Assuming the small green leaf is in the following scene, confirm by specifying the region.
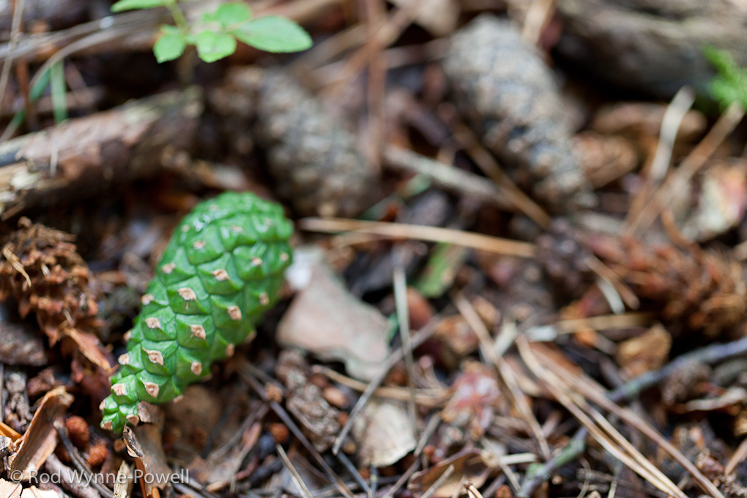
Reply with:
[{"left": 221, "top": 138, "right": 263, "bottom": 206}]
[
  {"left": 195, "top": 30, "right": 237, "bottom": 62},
  {"left": 231, "top": 16, "right": 312, "bottom": 53},
  {"left": 154, "top": 30, "right": 187, "bottom": 62},
  {"left": 111, "top": 0, "right": 171, "bottom": 12},
  {"left": 212, "top": 2, "right": 252, "bottom": 27}
]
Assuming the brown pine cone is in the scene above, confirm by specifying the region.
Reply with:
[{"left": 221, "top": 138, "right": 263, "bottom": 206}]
[
  {"left": 209, "top": 68, "right": 377, "bottom": 218},
  {"left": 587, "top": 234, "right": 747, "bottom": 336},
  {"left": 275, "top": 350, "right": 341, "bottom": 453},
  {"left": 443, "top": 14, "right": 595, "bottom": 212},
  {"left": 0, "top": 218, "right": 110, "bottom": 371}
]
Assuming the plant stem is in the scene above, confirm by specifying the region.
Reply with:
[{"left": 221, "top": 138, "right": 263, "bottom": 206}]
[
  {"left": 165, "top": 1, "right": 194, "bottom": 86},
  {"left": 166, "top": 2, "right": 189, "bottom": 34}
]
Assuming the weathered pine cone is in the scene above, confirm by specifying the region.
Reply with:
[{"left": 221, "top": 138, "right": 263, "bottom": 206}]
[
  {"left": 443, "top": 14, "right": 595, "bottom": 212},
  {"left": 0, "top": 217, "right": 101, "bottom": 345},
  {"left": 275, "top": 350, "right": 341, "bottom": 453},
  {"left": 587, "top": 235, "right": 747, "bottom": 336},
  {"left": 209, "top": 68, "right": 376, "bottom": 218}
]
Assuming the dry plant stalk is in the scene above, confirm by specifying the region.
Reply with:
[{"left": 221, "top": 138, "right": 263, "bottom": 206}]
[{"left": 0, "top": 217, "right": 111, "bottom": 372}]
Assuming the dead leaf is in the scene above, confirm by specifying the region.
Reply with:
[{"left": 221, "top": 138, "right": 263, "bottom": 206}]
[
  {"left": 682, "top": 161, "right": 747, "bottom": 241},
  {"left": 409, "top": 449, "right": 491, "bottom": 498},
  {"left": 9, "top": 387, "right": 73, "bottom": 481},
  {"left": 206, "top": 422, "right": 261, "bottom": 490},
  {"left": 20, "top": 487, "right": 60, "bottom": 498},
  {"left": 442, "top": 362, "right": 502, "bottom": 440},
  {"left": 113, "top": 461, "right": 134, "bottom": 498},
  {"left": 352, "top": 399, "right": 416, "bottom": 468},
  {"left": 163, "top": 385, "right": 222, "bottom": 454},
  {"left": 0, "top": 316, "right": 47, "bottom": 366},
  {"left": 125, "top": 423, "right": 173, "bottom": 497},
  {"left": 64, "top": 328, "right": 114, "bottom": 375},
  {"left": 616, "top": 324, "right": 671, "bottom": 378},
  {"left": 0, "top": 479, "right": 22, "bottom": 498},
  {"left": 277, "top": 261, "right": 390, "bottom": 381},
  {"left": 390, "top": 0, "right": 460, "bottom": 36}
]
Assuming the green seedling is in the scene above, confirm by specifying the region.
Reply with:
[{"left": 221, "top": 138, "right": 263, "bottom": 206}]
[
  {"left": 111, "top": 0, "right": 312, "bottom": 63},
  {"left": 704, "top": 46, "right": 747, "bottom": 110}
]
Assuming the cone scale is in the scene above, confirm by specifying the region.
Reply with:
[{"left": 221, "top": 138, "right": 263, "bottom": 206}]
[{"left": 101, "top": 192, "right": 293, "bottom": 432}]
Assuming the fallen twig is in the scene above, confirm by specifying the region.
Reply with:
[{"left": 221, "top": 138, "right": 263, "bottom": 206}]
[{"left": 0, "top": 87, "right": 202, "bottom": 216}]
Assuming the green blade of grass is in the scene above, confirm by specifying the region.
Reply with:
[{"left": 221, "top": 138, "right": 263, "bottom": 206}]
[{"left": 50, "top": 61, "right": 68, "bottom": 123}]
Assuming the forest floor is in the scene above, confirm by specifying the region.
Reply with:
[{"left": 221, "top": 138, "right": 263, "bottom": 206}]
[{"left": 1, "top": 2, "right": 747, "bottom": 498}]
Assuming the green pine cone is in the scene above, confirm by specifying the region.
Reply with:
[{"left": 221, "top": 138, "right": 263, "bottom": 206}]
[{"left": 101, "top": 192, "right": 293, "bottom": 432}]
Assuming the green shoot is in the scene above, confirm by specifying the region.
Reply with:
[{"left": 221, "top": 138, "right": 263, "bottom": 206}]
[
  {"left": 704, "top": 46, "right": 747, "bottom": 110},
  {"left": 50, "top": 61, "right": 68, "bottom": 123},
  {"left": 111, "top": 0, "right": 312, "bottom": 64}
]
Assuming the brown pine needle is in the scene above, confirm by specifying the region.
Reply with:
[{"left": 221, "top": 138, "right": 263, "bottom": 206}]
[
  {"left": 453, "top": 292, "right": 551, "bottom": 460},
  {"left": 447, "top": 117, "right": 551, "bottom": 228},
  {"left": 526, "top": 342, "right": 727, "bottom": 498},
  {"left": 517, "top": 339, "right": 687, "bottom": 498},
  {"left": 725, "top": 437, "right": 747, "bottom": 476},
  {"left": 421, "top": 464, "right": 456, "bottom": 498},
  {"left": 393, "top": 252, "right": 417, "bottom": 432},
  {"left": 299, "top": 217, "right": 537, "bottom": 258},
  {"left": 276, "top": 444, "right": 315, "bottom": 498},
  {"left": 550, "top": 312, "right": 652, "bottom": 336},
  {"left": 625, "top": 86, "right": 696, "bottom": 225},
  {"left": 628, "top": 102, "right": 745, "bottom": 234},
  {"left": 313, "top": 366, "right": 445, "bottom": 406}
]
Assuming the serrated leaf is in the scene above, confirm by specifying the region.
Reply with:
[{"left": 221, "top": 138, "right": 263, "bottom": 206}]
[
  {"left": 195, "top": 30, "right": 237, "bottom": 63},
  {"left": 154, "top": 31, "right": 186, "bottom": 62},
  {"left": 213, "top": 2, "right": 252, "bottom": 27},
  {"left": 231, "top": 16, "right": 312, "bottom": 53},
  {"left": 111, "top": 0, "right": 170, "bottom": 12}
]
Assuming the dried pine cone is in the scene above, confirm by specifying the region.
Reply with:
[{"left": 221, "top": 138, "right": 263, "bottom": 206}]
[
  {"left": 588, "top": 235, "right": 747, "bottom": 336},
  {"left": 209, "top": 68, "right": 376, "bottom": 218},
  {"left": 275, "top": 350, "right": 341, "bottom": 453},
  {"left": 444, "top": 14, "right": 595, "bottom": 212},
  {"left": 0, "top": 218, "right": 102, "bottom": 345}
]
